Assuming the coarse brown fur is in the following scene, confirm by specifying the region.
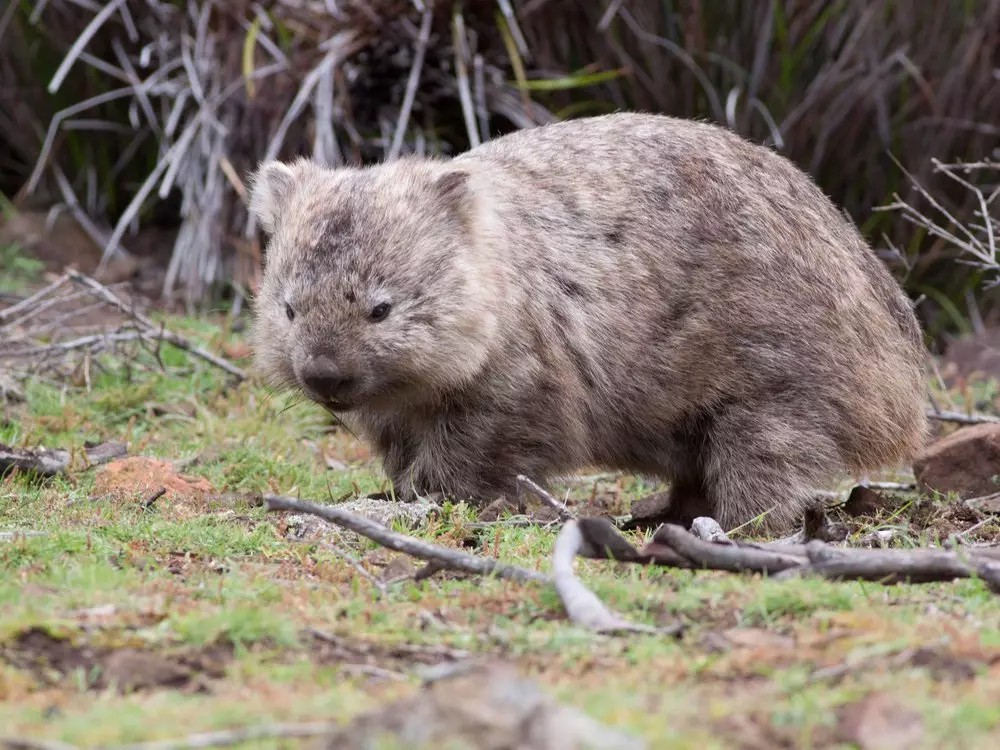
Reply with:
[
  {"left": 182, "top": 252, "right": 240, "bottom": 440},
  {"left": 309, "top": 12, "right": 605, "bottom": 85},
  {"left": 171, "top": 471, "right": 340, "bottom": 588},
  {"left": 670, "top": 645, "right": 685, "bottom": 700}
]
[{"left": 246, "top": 112, "right": 929, "bottom": 532}]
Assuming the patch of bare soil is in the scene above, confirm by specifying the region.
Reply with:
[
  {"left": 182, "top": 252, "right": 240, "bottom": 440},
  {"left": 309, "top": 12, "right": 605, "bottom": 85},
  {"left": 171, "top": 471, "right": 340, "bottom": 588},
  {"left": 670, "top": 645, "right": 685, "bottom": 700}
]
[
  {"left": 1, "top": 627, "right": 232, "bottom": 694},
  {"left": 91, "top": 456, "right": 215, "bottom": 519}
]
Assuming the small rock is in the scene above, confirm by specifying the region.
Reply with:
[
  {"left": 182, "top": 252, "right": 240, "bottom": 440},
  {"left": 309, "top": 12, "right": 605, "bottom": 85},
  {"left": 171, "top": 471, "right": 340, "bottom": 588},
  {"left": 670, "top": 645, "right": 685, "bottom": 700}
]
[
  {"left": 337, "top": 497, "right": 439, "bottom": 529},
  {"left": 913, "top": 423, "right": 1000, "bottom": 499},
  {"left": 835, "top": 691, "right": 925, "bottom": 750},
  {"left": 316, "top": 662, "right": 646, "bottom": 750}
]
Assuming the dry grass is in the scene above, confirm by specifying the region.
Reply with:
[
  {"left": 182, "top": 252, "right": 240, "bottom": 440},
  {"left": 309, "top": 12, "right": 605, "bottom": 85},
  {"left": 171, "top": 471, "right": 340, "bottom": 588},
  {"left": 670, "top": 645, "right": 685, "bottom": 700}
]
[{"left": 1, "top": 0, "right": 998, "bottom": 331}]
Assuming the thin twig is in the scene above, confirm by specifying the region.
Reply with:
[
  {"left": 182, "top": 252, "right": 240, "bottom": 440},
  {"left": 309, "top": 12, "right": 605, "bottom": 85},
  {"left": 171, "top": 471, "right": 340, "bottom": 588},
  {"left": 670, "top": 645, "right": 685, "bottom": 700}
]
[
  {"left": 516, "top": 474, "right": 574, "bottom": 521},
  {"left": 0, "top": 441, "right": 127, "bottom": 477},
  {"left": 654, "top": 524, "right": 807, "bottom": 574},
  {"left": 926, "top": 410, "right": 1000, "bottom": 425},
  {"left": 103, "top": 723, "right": 341, "bottom": 750},
  {"left": 65, "top": 271, "right": 246, "bottom": 380},
  {"left": 552, "top": 520, "right": 674, "bottom": 635},
  {"left": 141, "top": 487, "right": 166, "bottom": 509},
  {"left": 264, "top": 494, "right": 549, "bottom": 584}
]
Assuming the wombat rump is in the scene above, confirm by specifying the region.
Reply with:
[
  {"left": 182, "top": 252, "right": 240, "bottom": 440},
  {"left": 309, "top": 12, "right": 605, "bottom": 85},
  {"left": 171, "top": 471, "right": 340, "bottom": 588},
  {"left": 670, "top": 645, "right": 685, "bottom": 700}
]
[{"left": 247, "top": 112, "right": 928, "bottom": 531}]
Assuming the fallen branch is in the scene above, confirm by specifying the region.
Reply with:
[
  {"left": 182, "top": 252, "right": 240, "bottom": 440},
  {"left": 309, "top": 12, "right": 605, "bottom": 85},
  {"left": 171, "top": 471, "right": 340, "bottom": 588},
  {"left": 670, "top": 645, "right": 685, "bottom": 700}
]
[
  {"left": 264, "top": 494, "right": 549, "bottom": 584},
  {"left": 140, "top": 487, "right": 166, "bottom": 509},
  {"left": 652, "top": 524, "right": 807, "bottom": 574},
  {"left": 796, "top": 540, "right": 1000, "bottom": 590},
  {"left": 0, "top": 441, "right": 127, "bottom": 477},
  {"left": 552, "top": 520, "right": 677, "bottom": 635},
  {"left": 516, "top": 474, "right": 574, "bottom": 521}
]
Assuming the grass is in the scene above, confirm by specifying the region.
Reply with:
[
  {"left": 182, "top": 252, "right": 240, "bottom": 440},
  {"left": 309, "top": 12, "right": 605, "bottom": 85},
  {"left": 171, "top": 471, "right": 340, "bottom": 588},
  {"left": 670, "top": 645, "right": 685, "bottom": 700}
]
[{"left": 4, "top": 277, "right": 1000, "bottom": 748}]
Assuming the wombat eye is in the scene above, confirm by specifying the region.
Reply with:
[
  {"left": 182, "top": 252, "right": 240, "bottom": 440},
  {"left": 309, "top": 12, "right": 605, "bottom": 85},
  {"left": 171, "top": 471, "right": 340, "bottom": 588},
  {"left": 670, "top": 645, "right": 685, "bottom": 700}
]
[
  {"left": 285, "top": 303, "right": 295, "bottom": 321},
  {"left": 370, "top": 302, "right": 391, "bottom": 322}
]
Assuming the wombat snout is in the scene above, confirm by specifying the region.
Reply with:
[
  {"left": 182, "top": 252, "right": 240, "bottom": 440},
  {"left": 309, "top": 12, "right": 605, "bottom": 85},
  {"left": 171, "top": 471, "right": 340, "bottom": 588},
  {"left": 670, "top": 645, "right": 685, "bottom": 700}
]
[{"left": 297, "top": 355, "right": 359, "bottom": 407}]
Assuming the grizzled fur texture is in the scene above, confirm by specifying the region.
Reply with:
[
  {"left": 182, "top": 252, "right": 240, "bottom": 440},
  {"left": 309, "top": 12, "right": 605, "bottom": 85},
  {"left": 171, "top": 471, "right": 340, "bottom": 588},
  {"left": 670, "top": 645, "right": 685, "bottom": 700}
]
[{"left": 247, "top": 112, "right": 928, "bottom": 532}]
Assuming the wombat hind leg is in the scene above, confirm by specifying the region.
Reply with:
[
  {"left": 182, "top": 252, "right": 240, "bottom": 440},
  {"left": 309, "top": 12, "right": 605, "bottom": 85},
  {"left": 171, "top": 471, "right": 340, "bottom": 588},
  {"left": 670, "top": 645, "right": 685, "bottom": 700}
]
[{"left": 703, "top": 406, "right": 842, "bottom": 535}]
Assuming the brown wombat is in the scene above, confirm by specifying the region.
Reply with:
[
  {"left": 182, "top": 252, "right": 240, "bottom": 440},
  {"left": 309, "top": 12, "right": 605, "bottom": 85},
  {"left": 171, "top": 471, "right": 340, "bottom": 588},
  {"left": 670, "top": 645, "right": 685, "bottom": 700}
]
[{"left": 246, "top": 112, "right": 928, "bottom": 532}]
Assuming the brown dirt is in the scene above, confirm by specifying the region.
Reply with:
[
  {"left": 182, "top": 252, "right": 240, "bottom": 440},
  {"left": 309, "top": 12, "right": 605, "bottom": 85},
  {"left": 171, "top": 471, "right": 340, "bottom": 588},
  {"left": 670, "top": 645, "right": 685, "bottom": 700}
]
[
  {"left": 91, "top": 456, "right": 215, "bottom": 519},
  {"left": 1, "top": 628, "right": 232, "bottom": 694}
]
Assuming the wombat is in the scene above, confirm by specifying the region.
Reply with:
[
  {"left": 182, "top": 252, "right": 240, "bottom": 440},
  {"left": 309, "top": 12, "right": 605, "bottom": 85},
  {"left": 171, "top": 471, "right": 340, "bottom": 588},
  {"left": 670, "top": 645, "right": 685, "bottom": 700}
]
[{"left": 247, "top": 112, "right": 928, "bottom": 532}]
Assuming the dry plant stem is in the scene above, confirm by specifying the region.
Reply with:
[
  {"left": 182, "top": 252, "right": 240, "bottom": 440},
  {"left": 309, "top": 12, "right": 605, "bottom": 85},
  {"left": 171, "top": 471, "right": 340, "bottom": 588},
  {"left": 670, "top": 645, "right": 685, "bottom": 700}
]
[
  {"left": 308, "top": 627, "right": 471, "bottom": 661},
  {"left": 552, "top": 520, "right": 671, "bottom": 635},
  {"left": 102, "top": 722, "right": 342, "bottom": 750},
  {"left": 264, "top": 494, "right": 549, "bottom": 584},
  {"left": 516, "top": 474, "right": 574, "bottom": 521},
  {"left": 0, "top": 531, "right": 49, "bottom": 542},
  {"left": 0, "top": 274, "right": 70, "bottom": 322},
  {"left": 65, "top": 271, "right": 246, "bottom": 381},
  {"left": 926, "top": 410, "right": 1000, "bottom": 425},
  {"left": 325, "top": 543, "right": 387, "bottom": 593}
]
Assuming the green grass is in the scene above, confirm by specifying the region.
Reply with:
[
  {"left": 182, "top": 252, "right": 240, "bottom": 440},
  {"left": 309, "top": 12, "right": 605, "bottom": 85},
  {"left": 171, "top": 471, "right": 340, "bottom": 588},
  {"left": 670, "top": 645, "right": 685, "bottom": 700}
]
[{"left": 3, "top": 281, "right": 1000, "bottom": 748}]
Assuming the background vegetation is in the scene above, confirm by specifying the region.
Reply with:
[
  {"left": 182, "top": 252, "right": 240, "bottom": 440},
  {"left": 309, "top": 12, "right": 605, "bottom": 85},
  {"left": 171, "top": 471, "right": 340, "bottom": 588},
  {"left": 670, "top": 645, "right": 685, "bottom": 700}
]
[{"left": 1, "top": 0, "right": 999, "bottom": 341}]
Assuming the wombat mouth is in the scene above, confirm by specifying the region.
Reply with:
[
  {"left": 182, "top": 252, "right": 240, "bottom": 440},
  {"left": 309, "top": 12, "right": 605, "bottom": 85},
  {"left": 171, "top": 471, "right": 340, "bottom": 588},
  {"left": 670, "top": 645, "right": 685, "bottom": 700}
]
[{"left": 323, "top": 399, "right": 358, "bottom": 413}]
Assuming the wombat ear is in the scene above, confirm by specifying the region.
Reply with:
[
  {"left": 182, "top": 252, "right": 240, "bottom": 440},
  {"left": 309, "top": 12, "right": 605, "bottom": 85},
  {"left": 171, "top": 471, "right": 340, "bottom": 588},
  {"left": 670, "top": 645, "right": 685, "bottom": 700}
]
[
  {"left": 247, "top": 161, "right": 296, "bottom": 234},
  {"left": 434, "top": 170, "right": 472, "bottom": 210}
]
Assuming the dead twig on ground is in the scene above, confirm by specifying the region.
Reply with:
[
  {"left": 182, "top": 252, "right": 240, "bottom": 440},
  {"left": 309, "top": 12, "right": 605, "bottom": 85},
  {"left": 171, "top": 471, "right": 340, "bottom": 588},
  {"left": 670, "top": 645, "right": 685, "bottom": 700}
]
[
  {"left": 0, "top": 271, "right": 246, "bottom": 387},
  {"left": 552, "top": 520, "right": 678, "bottom": 635},
  {"left": 140, "top": 487, "right": 166, "bottom": 509},
  {"left": 516, "top": 474, "right": 574, "bottom": 521},
  {"left": 926, "top": 410, "right": 1000, "bottom": 425},
  {"left": 653, "top": 524, "right": 807, "bottom": 574},
  {"left": 0, "top": 441, "right": 126, "bottom": 477},
  {"left": 794, "top": 540, "right": 1000, "bottom": 591},
  {"left": 64, "top": 271, "right": 246, "bottom": 381},
  {"left": 264, "top": 494, "right": 549, "bottom": 584},
  {"left": 308, "top": 627, "right": 471, "bottom": 662}
]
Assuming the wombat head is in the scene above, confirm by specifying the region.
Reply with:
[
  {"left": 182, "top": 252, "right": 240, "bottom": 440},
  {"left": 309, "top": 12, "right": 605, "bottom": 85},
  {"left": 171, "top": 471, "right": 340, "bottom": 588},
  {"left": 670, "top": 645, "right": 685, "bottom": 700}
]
[{"left": 246, "top": 157, "right": 501, "bottom": 413}]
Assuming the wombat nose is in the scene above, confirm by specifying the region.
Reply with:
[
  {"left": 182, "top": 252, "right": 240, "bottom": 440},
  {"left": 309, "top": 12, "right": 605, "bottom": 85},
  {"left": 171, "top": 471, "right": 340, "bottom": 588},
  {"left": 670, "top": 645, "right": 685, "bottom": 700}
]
[
  {"left": 299, "top": 359, "right": 357, "bottom": 402},
  {"left": 303, "top": 372, "right": 357, "bottom": 400}
]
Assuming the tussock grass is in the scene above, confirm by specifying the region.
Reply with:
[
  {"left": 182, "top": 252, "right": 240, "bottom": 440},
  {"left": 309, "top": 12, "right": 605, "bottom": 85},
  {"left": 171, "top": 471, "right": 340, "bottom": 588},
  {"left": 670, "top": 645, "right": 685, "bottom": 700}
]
[{"left": 1, "top": 1, "right": 998, "bottom": 332}]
